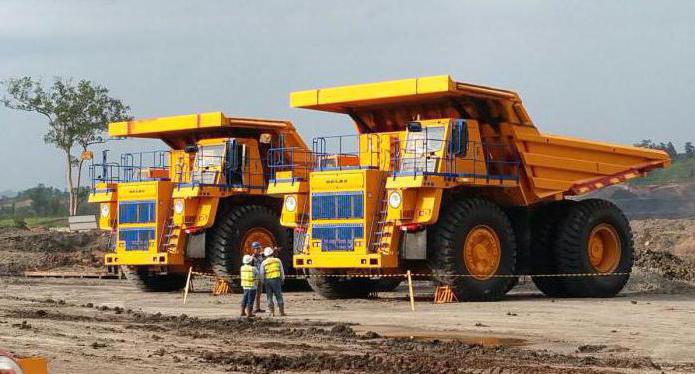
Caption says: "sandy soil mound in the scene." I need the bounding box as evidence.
[0,227,108,275]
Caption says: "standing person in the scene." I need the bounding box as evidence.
[250,242,265,314]
[260,247,286,317]
[239,254,258,318]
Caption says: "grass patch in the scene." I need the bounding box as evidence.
[0,216,68,228]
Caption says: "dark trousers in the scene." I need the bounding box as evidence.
[241,288,257,307]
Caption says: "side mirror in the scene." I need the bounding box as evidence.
[184,144,199,153]
[406,121,422,132]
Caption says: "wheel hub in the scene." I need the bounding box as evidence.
[588,223,621,273]
[241,227,276,255]
[463,225,501,280]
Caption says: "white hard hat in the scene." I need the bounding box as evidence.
[263,247,274,257]
[242,254,253,264]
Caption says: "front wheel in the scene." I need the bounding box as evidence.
[429,198,517,301]
[306,270,376,299]
[205,204,291,279]
[121,266,187,292]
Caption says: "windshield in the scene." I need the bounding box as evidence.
[401,126,445,174]
[195,144,225,184]
[196,145,225,168]
[405,126,445,154]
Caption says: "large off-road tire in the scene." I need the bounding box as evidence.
[529,200,576,297]
[553,199,633,298]
[429,198,517,301]
[306,270,376,299]
[374,277,403,292]
[206,204,291,280]
[121,266,187,292]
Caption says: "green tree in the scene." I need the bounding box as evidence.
[685,142,695,158]
[1,77,131,215]
[634,139,656,149]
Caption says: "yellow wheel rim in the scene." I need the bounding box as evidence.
[588,223,621,273]
[241,227,276,255]
[463,225,501,280]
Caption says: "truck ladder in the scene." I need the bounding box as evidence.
[369,186,395,254]
[369,137,398,254]
[159,209,182,254]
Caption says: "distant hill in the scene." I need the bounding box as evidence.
[0,190,16,198]
[631,157,695,186]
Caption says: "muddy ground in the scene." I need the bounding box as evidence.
[2,277,695,374]
[0,219,694,373]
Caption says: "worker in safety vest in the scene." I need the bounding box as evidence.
[240,254,259,318]
[250,241,265,314]
[260,247,286,317]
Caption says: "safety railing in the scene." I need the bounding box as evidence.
[173,152,269,190]
[312,134,384,171]
[392,138,521,183]
[267,147,316,181]
[90,150,170,189]
[267,134,388,181]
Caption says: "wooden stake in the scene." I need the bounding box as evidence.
[183,266,193,304]
[407,270,415,311]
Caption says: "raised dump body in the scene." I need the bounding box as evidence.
[89,112,309,291]
[269,75,669,300]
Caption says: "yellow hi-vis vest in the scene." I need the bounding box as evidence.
[240,264,256,288]
[263,257,282,279]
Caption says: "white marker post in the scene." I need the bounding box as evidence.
[183,266,193,304]
[407,270,415,312]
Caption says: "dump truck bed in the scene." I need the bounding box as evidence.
[109,111,307,150]
[290,75,670,203]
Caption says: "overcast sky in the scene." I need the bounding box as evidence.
[1,0,693,191]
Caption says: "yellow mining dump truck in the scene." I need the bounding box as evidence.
[267,75,670,300]
[88,112,309,291]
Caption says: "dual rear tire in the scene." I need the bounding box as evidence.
[530,199,633,298]
[428,197,633,301]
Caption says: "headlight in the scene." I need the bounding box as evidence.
[388,191,402,209]
[285,196,297,212]
[174,199,184,214]
[0,354,23,374]
[100,204,110,218]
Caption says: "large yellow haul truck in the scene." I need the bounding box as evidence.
[89,112,309,291]
[268,75,670,300]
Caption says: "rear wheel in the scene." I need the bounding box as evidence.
[429,198,517,301]
[553,199,633,297]
[306,270,376,299]
[121,266,187,292]
[206,204,291,280]
[530,200,575,297]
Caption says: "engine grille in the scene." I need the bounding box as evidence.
[311,223,364,251]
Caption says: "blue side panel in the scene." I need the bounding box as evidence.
[311,224,364,251]
[119,228,155,250]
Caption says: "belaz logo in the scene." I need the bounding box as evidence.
[325,179,347,184]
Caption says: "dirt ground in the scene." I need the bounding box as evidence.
[0,219,694,373]
[0,227,108,275]
[1,275,695,374]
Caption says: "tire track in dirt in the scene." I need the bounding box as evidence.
[0,294,681,373]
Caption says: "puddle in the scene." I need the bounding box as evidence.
[355,325,527,347]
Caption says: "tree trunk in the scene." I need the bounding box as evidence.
[74,155,85,215]
[65,151,76,216]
